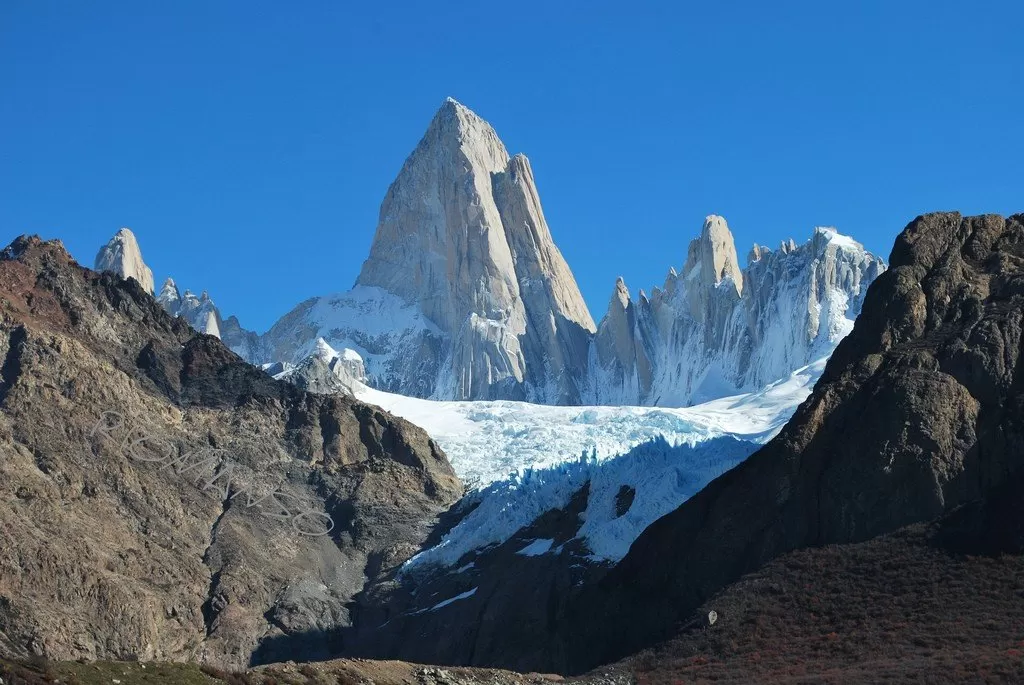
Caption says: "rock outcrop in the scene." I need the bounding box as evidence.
[567,212,1024,670]
[0,236,461,668]
[587,216,885,406]
[94,227,155,295]
[273,339,368,396]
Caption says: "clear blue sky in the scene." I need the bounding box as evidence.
[2,2,1022,332]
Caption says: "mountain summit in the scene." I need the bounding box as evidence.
[264,98,597,402]
[94,227,154,295]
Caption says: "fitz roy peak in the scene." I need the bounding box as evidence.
[263,97,597,403]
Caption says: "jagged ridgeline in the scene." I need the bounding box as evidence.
[94,98,885,407]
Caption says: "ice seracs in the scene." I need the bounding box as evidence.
[378,355,827,568]
[94,228,154,294]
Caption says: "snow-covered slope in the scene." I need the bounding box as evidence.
[270,337,368,395]
[355,356,824,565]
[260,286,444,397]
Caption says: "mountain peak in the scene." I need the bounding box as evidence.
[684,215,743,296]
[157,277,180,306]
[352,99,595,402]
[421,98,509,166]
[611,276,630,308]
[94,227,154,295]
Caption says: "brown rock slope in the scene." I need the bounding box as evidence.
[565,212,1024,670]
[0,237,461,668]
[623,506,1024,684]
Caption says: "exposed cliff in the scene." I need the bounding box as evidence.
[587,216,885,406]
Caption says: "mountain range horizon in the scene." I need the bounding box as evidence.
[89,97,885,406]
[40,96,902,335]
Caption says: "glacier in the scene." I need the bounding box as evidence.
[356,356,825,566]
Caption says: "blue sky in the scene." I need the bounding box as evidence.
[2,1,1022,332]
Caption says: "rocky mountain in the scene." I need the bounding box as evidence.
[0,235,461,667]
[586,215,885,405]
[92,231,268,354]
[90,103,884,409]
[94,228,155,295]
[93,252,265,361]
[259,101,881,406]
[272,338,368,396]
[157,278,222,338]
[338,212,1023,674]
[262,98,597,403]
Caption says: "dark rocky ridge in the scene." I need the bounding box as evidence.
[0,236,462,668]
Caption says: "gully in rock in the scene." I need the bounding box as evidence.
[88,410,335,536]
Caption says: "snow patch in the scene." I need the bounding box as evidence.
[516,539,555,557]
[816,226,862,251]
[414,587,478,614]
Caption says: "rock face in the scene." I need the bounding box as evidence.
[94,228,155,295]
[587,216,885,405]
[0,236,461,667]
[565,212,1024,670]
[264,98,596,403]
